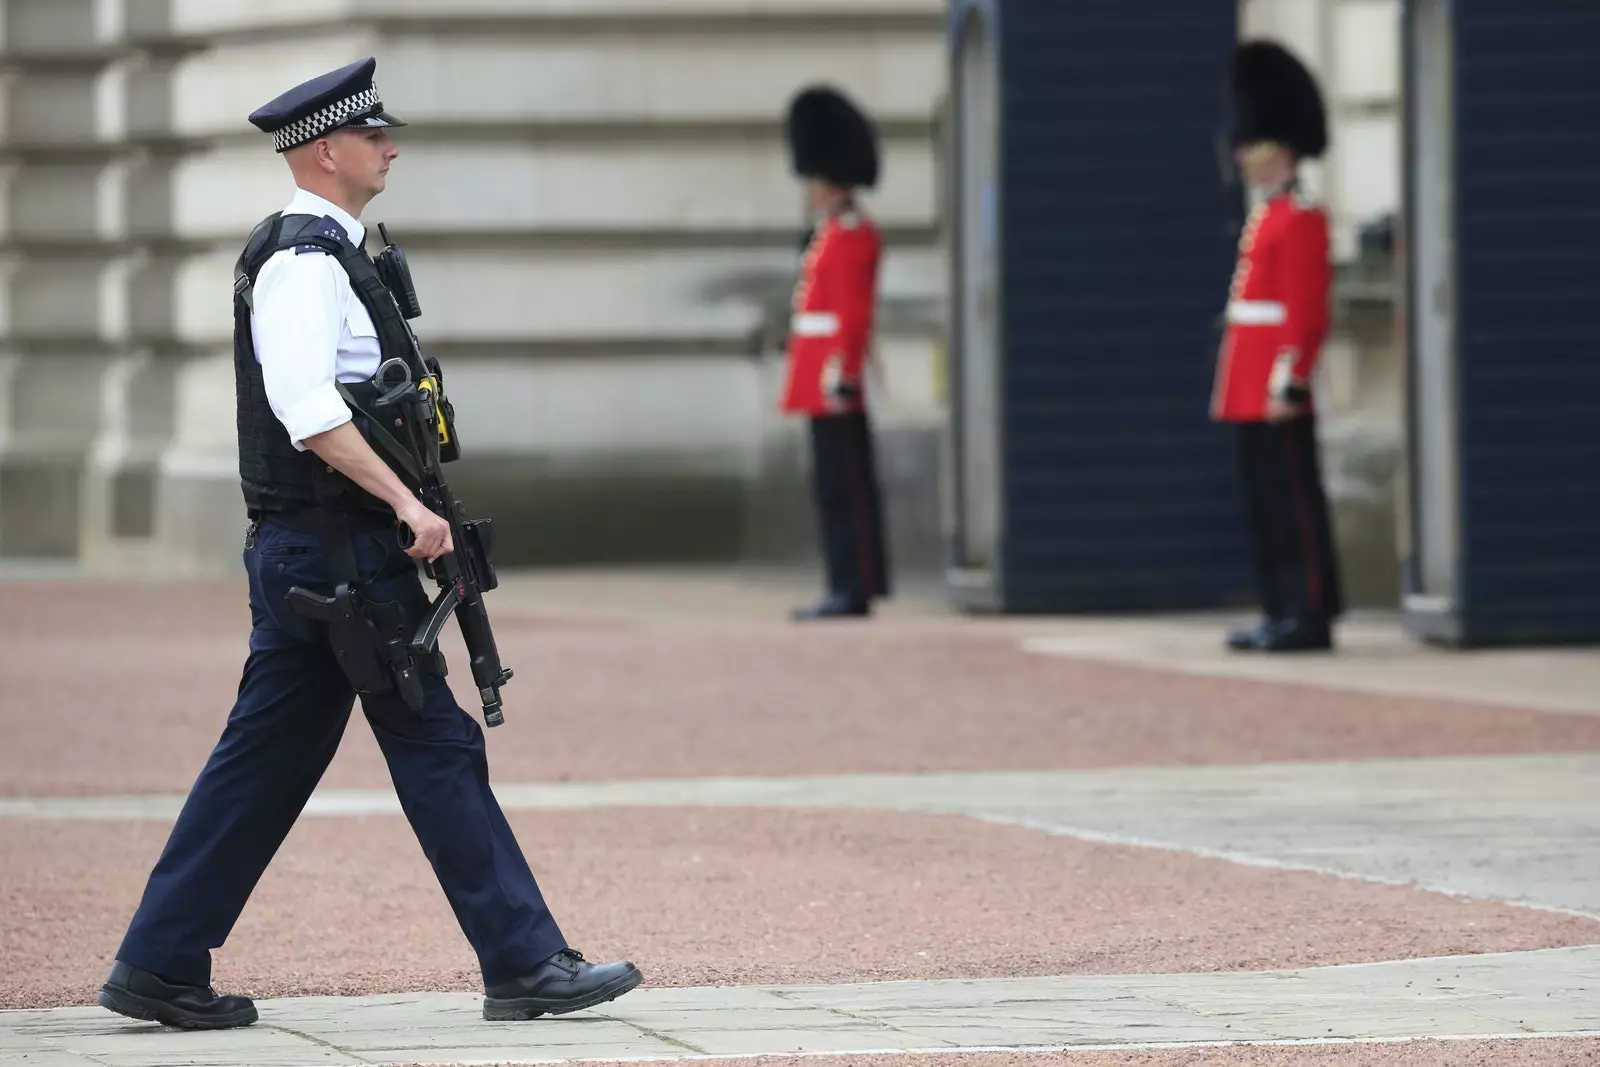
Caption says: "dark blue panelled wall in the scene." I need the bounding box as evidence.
[946,0,1251,612]
[1403,1,1600,644]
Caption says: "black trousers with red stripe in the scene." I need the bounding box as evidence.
[1235,415,1344,625]
[807,412,891,602]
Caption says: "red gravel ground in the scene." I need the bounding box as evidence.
[4,581,1600,798]
[587,1041,1600,1066]
[6,577,1599,1065]
[5,807,1597,1010]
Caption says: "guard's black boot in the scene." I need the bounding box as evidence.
[98,961,258,1030]
[1225,616,1277,651]
[790,592,870,621]
[1258,617,1334,652]
[482,948,643,1021]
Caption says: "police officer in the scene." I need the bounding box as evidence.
[781,85,892,621]
[1212,40,1345,653]
[96,57,642,1029]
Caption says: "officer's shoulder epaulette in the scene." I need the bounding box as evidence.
[294,215,351,255]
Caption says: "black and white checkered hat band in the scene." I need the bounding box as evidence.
[273,86,380,151]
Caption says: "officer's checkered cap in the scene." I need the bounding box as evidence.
[269,86,377,151]
[248,57,405,153]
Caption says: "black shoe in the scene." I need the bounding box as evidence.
[97,961,258,1030]
[1225,617,1276,651]
[482,948,643,1021]
[790,593,870,621]
[1258,618,1334,653]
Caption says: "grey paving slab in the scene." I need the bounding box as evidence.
[0,1028,47,1050]
[6,947,1598,1065]
[0,1008,362,1065]
[524,754,1600,918]
[0,1022,108,1067]
[1019,613,1600,717]
[259,992,691,1058]
[776,946,1600,1046]
[942,755,1600,918]
[668,1026,935,1056]
[843,994,1288,1046]
[1,1053,109,1067]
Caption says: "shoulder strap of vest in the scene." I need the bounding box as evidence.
[300,222,429,382]
[233,213,352,311]
[233,209,428,395]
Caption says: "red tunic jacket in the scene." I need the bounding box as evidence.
[1210,188,1332,422]
[780,209,882,416]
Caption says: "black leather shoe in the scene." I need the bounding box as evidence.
[1225,617,1276,651]
[483,948,643,1021]
[97,961,258,1030]
[1258,618,1333,652]
[790,593,870,621]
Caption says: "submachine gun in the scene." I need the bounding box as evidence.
[286,223,514,728]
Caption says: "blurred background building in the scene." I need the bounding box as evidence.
[0,0,1404,605]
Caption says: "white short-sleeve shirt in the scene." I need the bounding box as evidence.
[249,187,383,450]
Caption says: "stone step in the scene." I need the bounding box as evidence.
[171,28,942,143]
[0,0,109,56]
[164,0,941,40]
[0,243,943,345]
[0,71,105,145]
[444,334,940,458]
[167,138,936,240]
[2,164,107,239]
[1,0,953,577]
[0,140,935,243]
[135,340,940,575]
[168,243,945,347]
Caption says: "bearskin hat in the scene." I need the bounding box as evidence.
[1230,39,1328,160]
[784,84,880,189]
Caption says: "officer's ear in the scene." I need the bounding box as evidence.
[284,137,333,174]
[306,135,340,173]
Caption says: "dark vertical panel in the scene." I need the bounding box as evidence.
[1454,1,1600,642]
[995,0,1249,611]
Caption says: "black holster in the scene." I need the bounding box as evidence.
[286,581,430,710]
[276,501,443,712]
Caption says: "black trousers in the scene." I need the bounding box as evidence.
[114,518,567,989]
[807,412,891,602]
[1235,415,1344,624]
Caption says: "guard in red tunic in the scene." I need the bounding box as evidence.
[781,85,891,620]
[1213,40,1344,652]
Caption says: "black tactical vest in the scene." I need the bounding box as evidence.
[231,211,424,519]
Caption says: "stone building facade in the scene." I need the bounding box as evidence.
[0,0,1404,603]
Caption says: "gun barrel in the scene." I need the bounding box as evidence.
[454,583,512,727]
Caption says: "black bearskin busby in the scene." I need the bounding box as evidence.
[784,84,880,189]
[1230,39,1328,160]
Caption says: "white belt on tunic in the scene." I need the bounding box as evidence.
[791,311,840,338]
[1225,300,1287,326]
